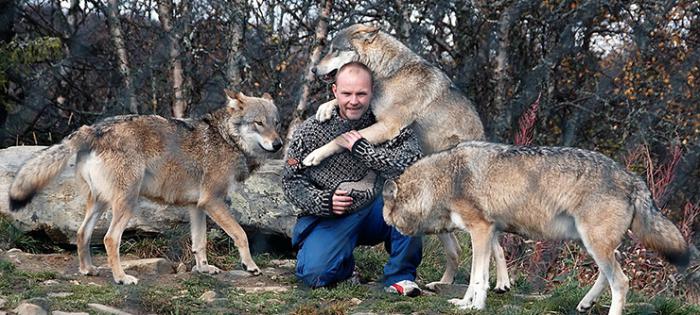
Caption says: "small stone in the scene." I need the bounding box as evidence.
[176,263,187,274]
[7,248,23,253]
[199,290,217,303]
[428,283,469,298]
[42,280,59,286]
[48,292,73,298]
[0,297,6,308]
[239,286,289,293]
[103,258,174,275]
[350,298,362,305]
[13,303,47,315]
[69,280,80,285]
[269,259,296,268]
[87,303,133,315]
[228,270,253,279]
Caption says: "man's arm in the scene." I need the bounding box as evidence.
[282,129,336,217]
[349,127,423,179]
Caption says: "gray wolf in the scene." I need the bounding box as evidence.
[382,141,690,315]
[305,24,503,290]
[9,90,283,285]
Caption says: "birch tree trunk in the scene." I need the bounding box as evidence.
[285,0,333,147]
[157,0,187,118]
[105,0,138,114]
[225,4,246,90]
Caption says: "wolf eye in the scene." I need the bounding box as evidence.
[254,121,263,126]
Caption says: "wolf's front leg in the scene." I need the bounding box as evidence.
[200,199,261,275]
[448,224,493,310]
[189,208,221,274]
[315,99,338,122]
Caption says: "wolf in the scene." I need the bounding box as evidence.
[303,23,509,291]
[8,90,283,285]
[382,141,690,315]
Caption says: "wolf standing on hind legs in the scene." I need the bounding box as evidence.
[382,141,690,315]
[9,90,283,285]
[306,23,511,292]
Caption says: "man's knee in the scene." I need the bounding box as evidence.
[296,262,352,288]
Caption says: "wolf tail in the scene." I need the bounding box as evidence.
[9,126,94,211]
[630,180,690,268]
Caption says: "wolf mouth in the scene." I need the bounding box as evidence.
[319,69,338,83]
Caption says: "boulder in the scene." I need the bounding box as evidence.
[0,146,299,246]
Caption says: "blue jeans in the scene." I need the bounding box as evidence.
[292,197,422,288]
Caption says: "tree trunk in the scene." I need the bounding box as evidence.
[285,0,333,146]
[157,0,188,118]
[225,4,246,90]
[490,4,516,141]
[105,0,138,114]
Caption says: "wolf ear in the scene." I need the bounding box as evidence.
[261,92,273,101]
[383,179,397,201]
[224,89,246,111]
[352,25,379,44]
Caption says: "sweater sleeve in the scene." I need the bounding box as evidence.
[350,127,423,179]
[281,127,335,217]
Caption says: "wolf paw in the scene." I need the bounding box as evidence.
[493,283,511,293]
[315,100,336,122]
[425,281,450,292]
[576,300,595,312]
[79,265,99,276]
[246,265,262,276]
[448,298,482,310]
[303,150,325,166]
[192,264,222,275]
[114,274,139,285]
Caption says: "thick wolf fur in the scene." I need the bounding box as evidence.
[383,141,690,315]
[305,24,497,290]
[9,90,283,285]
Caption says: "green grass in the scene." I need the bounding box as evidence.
[1,232,698,314]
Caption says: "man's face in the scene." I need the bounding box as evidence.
[332,68,372,120]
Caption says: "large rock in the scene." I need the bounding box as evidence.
[0,146,299,245]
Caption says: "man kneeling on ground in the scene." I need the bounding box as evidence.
[282,61,423,296]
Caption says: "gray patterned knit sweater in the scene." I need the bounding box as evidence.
[282,109,422,217]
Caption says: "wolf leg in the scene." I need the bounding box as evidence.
[576,271,608,312]
[426,232,460,291]
[579,222,628,315]
[188,207,221,274]
[201,199,261,275]
[104,197,138,285]
[449,223,494,310]
[492,237,511,293]
[77,193,107,276]
[302,119,402,166]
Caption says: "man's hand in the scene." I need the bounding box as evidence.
[332,189,353,215]
[335,130,364,151]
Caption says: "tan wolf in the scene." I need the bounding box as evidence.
[8,90,283,285]
[304,23,509,291]
[382,141,690,315]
